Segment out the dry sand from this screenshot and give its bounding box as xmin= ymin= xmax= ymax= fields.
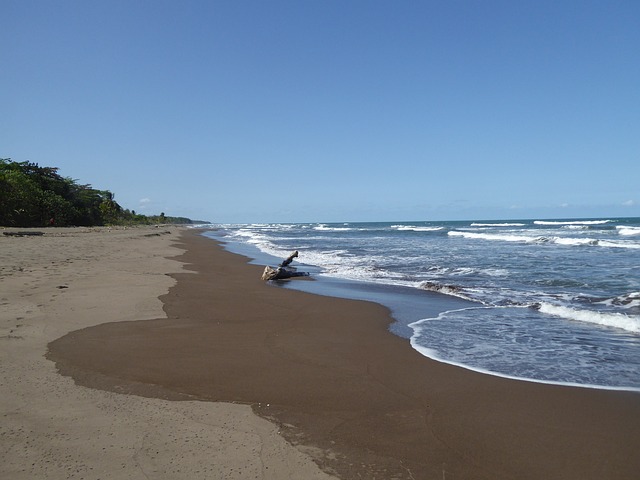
xmin=44 ymin=230 xmax=640 ymax=480
xmin=0 ymin=226 xmax=335 ymax=479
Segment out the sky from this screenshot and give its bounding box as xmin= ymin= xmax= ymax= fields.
xmin=2 ymin=0 xmax=639 ymax=223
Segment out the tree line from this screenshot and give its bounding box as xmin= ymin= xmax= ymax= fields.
xmin=0 ymin=158 xmax=206 ymax=227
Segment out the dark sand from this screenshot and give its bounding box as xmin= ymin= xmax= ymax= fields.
xmin=48 ymin=230 xmax=640 ymax=479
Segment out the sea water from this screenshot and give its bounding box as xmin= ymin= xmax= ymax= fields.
xmin=201 ymin=218 xmax=640 ymax=391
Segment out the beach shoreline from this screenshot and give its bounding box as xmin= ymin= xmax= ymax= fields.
xmin=1 ymin=226 xmax=334 ymax=480
xmin=46 ymin=229 xmax=640 ymax=479
xmin=209 ymin=220 xmax=640 ymax=392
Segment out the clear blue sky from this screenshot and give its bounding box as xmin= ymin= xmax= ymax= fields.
xmin=2 ymin=0 xmax=639 ymax=223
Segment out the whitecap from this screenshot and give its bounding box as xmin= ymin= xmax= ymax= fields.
xmin=617 ymin=226 xmax=640 ymax=236
xmin=470 ymin=222 xmax=526 ymax=227
xmin=554 ymin=237 xmax=599 ymax=246
xmin=313 ymin=224 xmax=353 ymax=232
xmin=534 ymin=219 xmax=611 ymax=225
xmin=599 ymin=292 xmax=640 ymax=310
xmin=450 ymin=230 xmax=634 ymax=249
xmin=538 ymin=302 xmax=640 ymax=334
xmin=563 ymin=225 xmax=589 ymax=230
xmin=391 ymin=225 xmax=444 ymax=232
xmin=449 ymin=230 xmax=535 ymax=243
xmin=598 ymin=240 xmax=640 ymax=250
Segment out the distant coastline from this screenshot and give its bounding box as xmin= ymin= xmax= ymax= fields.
xmin=1 ymin=158 xmax=206 ymax=227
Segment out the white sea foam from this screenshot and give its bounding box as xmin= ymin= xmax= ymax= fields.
xmin=449 ymin=230 xmax=552 ymax=244
xmin=418 ymin=281 xmax=478 ymax=302
xmin=563 ymin=225 xmax=589 ymax=230
xmin=553 ymin=237 xmax=598 ymax=246
xmin=534 ymin=219 xmax=611 ymax=225
xmin=425 ymin=265 xmax=463 ymax=275
xmin=314 ymin=224 xmax=354 ymax=231
xmin=617 ymin=226 xmax=640 ymax=236
xmin=538 ymin=302 xmax=640 ymax=334
xmin=449 ymin=230 xmax=640 ymax=249
xmin=470 ymin=222 xmax=526 ymax=227
xmin=409 ymin=332 xmax=640 ymax=392
xmin=599 ymin=292 xmax=640 ymax=310
xmin=210 ymin=219 xmax=640 ymax=390
xmin=409 ymin=307 xmax=640 ymax=392
xmin=408 ymin=307 xmax=640 ymax=391
xmin=449 ymin=231 xmax=529 ymax=242
xmin=228 ymin=228 xmax=290 ymax=259
xmin=317 ymin=261 xmax=413 ymax=285
xmin=598 ymin=240 xmax=640 ymax=249
xmin=483 ymin=268 xmax=510 ymax=277
xmin=391 ymin=225 xmax=444 ymax=232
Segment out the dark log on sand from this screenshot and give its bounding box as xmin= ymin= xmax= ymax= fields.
xmin=261 ymin=251 xmax=309 ymax=281
xmin=261 ymin=266 xmax=309 ymax=281
xmin=3 ymin=231 xmax=45 ymax=237
xmin=280 ymin=250 xmax=298 ymax=267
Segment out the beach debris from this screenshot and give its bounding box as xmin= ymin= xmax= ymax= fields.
xmin=143 ymin=230 xmax=172 ymax=237
xmin=261 ymin=266 xmax=308 ymax=280
xmin=280 ymin=250 xmax=299 ymax=267
xmin=3 ymin=231 xmax=45 ymax=237
xmin=261 ymin=251 xmax=310 ymax=281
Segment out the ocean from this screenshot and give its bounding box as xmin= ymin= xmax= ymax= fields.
xmin=201 ymin=217 xmax=640 ymax=391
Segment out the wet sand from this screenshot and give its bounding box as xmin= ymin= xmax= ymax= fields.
xmin=1 ymin=226 xmax=334 ymax=480
xmin=46 ymin=229 xmax=640 ymax=479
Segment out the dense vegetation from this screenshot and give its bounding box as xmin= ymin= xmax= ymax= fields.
xmin=0 ymin=158 xmax=206 ymax=227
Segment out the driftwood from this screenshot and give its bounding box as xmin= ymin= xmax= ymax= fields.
xmin=261 ymin=251 xmax=309 ymax=281
xmin=3 ymin=231 xmax=45 ymax=237
xmin=261 ymin=266 xmax=309 ymax=280
xmin=280 ymin=250 xmax=298 ymax=267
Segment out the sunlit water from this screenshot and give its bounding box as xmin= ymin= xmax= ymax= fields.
xmin=201 ymin=218 xmax=640 ymax=391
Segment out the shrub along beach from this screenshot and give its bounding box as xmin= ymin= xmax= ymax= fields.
xmin=0 ymin=158 xmax=206 ymax=227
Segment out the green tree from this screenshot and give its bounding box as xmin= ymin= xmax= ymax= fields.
xmin=98 ymin=190 xmax=122 ymax=225
xmin=1 ymin=158 xmax=203 ymax=227
xmin=0 ymin=160 xmax=41 ymax=226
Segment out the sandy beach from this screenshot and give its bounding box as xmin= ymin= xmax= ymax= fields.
xmin=1 ymin=227 xmax=334 ymax=480
xmin=3 ymin=227 xmax=640 ymax=479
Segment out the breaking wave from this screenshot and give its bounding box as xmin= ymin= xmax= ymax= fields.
xmin=617 ymin=226 xmax=640 ymax=236
xmin=418 ymin=281 xmax=479 ymax=302
xmin=448 ymin=230 xmax=640 ymax=249
xmin=391 ymin=225 xmax=444 ymax=232
xmin=470 ymin=222 xmax=526 ymax=227
xmin=537 ymin=302 xmax=640 ymax=334
xmin=534 ymin=219 xmax=612 ymax=225
xmin=314 ymin=224 xmax=354 ymax=231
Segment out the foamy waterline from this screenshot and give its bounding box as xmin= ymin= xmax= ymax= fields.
xmin=206 ymin=218 xmax=640 ymax=391
xmin=409 ymin=307 xmax=640 ymax=392
xmin=409 ymin=334 xmax=640 ymax=393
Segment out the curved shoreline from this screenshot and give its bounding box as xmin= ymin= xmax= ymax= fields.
xmin=47 ymin=229 xmax=640 ymax=479
xmin=211 ymin=230 xmax=640 ymax=392
xmin=1 ymin=226 xmax=333 ymax=480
